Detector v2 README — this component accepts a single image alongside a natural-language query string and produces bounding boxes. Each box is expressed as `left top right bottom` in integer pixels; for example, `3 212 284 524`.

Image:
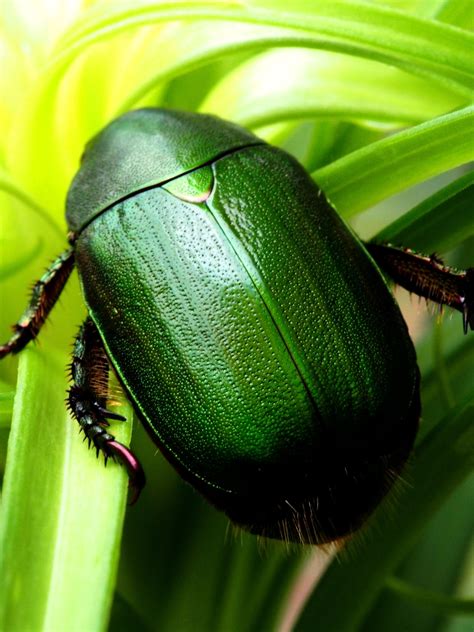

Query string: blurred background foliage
0 1 473 631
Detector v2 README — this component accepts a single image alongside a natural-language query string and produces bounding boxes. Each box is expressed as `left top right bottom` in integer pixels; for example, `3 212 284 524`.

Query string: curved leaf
54 1 474 94
201 48 464 127
315 106 474 216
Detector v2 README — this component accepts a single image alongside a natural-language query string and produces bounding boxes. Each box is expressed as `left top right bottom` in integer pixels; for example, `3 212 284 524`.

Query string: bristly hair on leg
366 242 473 334
67 316 145 503
0 249 75 359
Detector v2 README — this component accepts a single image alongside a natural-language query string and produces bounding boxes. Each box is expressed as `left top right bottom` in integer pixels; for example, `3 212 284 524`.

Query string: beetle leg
366 242 473 334
67 317 145 503
0 248 75 358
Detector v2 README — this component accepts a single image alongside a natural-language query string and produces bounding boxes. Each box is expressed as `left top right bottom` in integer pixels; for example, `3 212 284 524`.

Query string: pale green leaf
201 48 464 128
436 0 474 29
0 348 133 632
315 106 474 216
54 1 474 94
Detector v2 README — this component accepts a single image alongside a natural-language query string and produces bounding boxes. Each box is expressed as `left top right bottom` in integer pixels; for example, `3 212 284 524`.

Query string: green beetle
1 109 472 545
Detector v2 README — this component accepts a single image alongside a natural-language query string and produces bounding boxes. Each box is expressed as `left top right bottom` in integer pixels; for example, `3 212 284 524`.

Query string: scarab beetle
1 109 472 545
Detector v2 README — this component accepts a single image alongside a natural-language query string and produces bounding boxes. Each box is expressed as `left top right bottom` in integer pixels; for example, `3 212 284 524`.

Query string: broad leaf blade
0 347 133 632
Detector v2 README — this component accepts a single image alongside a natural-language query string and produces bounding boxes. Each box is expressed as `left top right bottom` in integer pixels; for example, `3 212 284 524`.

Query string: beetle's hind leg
366 242 473 334
0 249 75 358
68 317 145 502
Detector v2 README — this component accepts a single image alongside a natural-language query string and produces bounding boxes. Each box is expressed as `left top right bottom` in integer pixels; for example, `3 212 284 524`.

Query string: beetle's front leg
68 317 145 502
366 242 473 334
0 249 75 358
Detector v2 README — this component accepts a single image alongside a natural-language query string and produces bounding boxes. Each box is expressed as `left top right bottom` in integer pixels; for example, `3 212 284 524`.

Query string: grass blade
315 106 474 216
374 170 474 252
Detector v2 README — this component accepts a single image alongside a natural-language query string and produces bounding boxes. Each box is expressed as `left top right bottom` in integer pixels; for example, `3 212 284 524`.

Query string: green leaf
0 389 14 429
314 106 474 216
201 48 464 128
0 237 42 282
0 168 62 239
385 577 474 615
374 170 474 253
0 348 133 632
417 322 474 442
361 474 474 632
54 1 474 95
436 0 474 29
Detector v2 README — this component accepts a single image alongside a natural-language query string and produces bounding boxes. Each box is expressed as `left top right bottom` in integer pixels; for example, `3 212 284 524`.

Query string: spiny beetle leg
68 316 145 502
367 242 473 334
0 248 75 358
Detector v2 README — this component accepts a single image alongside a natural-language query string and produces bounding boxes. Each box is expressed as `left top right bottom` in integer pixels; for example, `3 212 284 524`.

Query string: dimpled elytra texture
209 146 418 443
75 185 318 495
75 145 418 503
